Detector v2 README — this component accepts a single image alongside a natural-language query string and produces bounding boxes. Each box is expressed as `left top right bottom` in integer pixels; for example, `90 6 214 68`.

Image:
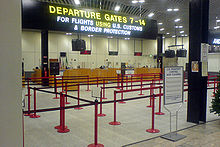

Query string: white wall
22 31 158 70
163 37 189 70
208 54 220 72
164 36 220 72
0 0 22 146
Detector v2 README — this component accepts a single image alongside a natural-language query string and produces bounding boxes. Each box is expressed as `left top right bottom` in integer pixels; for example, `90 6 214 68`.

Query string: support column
41 30 49 86
187 0 209 123
157 34 163 69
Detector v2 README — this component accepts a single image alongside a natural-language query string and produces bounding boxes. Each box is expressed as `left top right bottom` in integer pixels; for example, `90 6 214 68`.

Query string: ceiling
38 0 220 38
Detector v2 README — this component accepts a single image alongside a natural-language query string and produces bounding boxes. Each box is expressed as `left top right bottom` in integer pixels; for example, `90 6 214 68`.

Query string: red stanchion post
53 75 59 99
102 79 107 99
24 82 33 116
65 82 70 104
139 74 144 95
55 93 70 133
86 75 91 91
126 76 128 90
131 76 133 90
98 88 106 117
146 94 160 133
118 76 126 104
147 82 153 108
97 77 99 87
75 84 83 110
117 74 120 89
88 99 104 147
25 78 32 96
109 91 121 125
212 79 216 97
155 86 165 115
30 87 40 118
62 76 64 92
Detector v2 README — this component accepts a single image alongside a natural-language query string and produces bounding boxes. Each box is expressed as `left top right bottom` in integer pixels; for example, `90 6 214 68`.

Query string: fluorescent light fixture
66 33 72 35
172 35 176 38
180 31 184 34
88 35 94 37
214 26 220 29
175 25 183 28
166 32 170 35
139 0 145 3
132 0 138 3
148 13 154 17
181 34 184 37
125 38 130 40
108 36 113 39
74 0 80 5
158 22 163 25
162 37 165 39
167 9 173 11
179 26 183 28
216 20 220 22
115 5 120 11
184 34 188 37
173 8 179 11
174 18 181 22
160 28 164 31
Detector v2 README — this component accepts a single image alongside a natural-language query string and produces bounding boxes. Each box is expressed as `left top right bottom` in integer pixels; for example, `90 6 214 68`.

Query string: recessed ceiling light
66 33 72 35
167 9 173 11
173 8 179 11
180 31 184 34
115 5 120 11
158 22 163 25
174 18 181 22
148 13 154 17
132 0 138 3
74 0 80 5
166 33 170 35
160 28 165 31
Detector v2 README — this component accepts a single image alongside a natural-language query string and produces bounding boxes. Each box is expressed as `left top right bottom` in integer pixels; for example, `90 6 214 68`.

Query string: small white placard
125 69 134 75
164 66 184 105
116 70 121 74
91 87 101 98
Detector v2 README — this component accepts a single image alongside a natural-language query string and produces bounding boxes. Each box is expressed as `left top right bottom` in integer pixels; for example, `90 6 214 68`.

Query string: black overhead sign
22 0 158 39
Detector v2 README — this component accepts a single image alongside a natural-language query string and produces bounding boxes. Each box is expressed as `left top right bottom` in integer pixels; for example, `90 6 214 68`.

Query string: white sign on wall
164 66 184 105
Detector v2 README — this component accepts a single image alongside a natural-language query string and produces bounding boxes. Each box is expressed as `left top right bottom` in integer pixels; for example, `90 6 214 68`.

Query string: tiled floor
23 81 219 147
125 119 220 147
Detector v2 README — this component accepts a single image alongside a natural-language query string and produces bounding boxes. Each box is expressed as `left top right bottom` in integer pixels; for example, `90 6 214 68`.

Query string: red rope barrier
139 75 144 95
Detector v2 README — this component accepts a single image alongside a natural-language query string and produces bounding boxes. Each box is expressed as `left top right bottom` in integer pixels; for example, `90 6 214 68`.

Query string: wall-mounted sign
208 32 220 53
80 50 91 55
134 52 142 56
22 0 158 39
191 61 199 72
109 51 118 56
